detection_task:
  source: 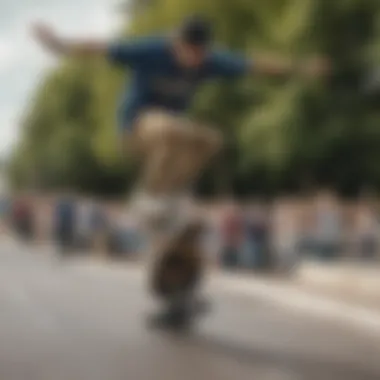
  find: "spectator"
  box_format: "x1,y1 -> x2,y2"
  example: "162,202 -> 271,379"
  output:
297,201 -> 316,255
271,199 -> 300,271
0,194 -> 11,231
76,199 -> 93,250
220,201 -> 244,269
240,205 -> 266,269
121,209 -> 144,257
201,206 -> 222,267
354,198 -> 379,260
33,195 -> 50,243
89,200 -> 109,258
108,206 -> 144,258
53,192 -> 77,256
313,191 -> 342,260
11,194 -> 35,242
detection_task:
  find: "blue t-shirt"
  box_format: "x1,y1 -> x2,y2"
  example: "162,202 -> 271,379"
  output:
55,199 -> 76,230
107,37 -> 250,132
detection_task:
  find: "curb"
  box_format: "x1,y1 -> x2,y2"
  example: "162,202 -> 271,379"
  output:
72,260 -> 380,336
211,272 -> 380,336
297,262 -> 380,297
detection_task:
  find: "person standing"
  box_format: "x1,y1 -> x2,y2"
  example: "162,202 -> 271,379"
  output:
53,192 -> 77,256
220,202 -> 244,269
32,15 -> 329,231
89,200 -> 109,258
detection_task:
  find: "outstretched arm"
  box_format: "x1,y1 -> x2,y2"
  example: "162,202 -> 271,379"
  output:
210,51 -> 331,80
251,54 -> 331,78
32,23 -> 107,57
32,22 -> 154,67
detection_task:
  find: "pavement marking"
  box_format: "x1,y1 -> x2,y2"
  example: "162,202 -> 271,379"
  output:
2,239 -> 380,337
67,260 -> 380,335
212,274 -> 380,336
0,274 -> 60,333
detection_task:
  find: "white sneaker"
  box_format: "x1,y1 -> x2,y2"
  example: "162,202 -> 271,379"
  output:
130,193 -> 168,220
130,191 -> 195,239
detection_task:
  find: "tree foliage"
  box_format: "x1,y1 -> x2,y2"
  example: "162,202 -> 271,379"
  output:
9,0 -> 380,197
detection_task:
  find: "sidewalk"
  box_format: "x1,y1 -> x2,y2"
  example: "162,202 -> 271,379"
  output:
18,237 -> 380,312
295,260 -> 380,310
69,256 -> 380,335
207,269 -> 380,336
3,236 -> 380,334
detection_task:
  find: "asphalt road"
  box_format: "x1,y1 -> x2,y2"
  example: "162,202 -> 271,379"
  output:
0,239 -> 379,380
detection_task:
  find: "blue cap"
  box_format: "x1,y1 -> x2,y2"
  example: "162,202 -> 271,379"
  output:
180,15 -> 213,47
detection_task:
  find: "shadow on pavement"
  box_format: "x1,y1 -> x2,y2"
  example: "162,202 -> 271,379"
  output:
154,329 -> 378,380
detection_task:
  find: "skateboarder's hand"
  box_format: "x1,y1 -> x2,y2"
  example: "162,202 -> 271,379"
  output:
32,22 -> 66,54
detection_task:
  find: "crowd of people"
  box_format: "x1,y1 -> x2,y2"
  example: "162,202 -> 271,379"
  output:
1,193 -> 143,259
1,191 -> 380,272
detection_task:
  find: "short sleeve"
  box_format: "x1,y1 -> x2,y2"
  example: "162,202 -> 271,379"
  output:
106,38 -> 157,67
206,51 -> 250,79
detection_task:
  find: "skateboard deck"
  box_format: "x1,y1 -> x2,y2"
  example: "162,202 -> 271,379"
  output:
148,219 -> 208,330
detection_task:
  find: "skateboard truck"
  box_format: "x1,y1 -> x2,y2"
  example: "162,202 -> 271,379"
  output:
146,209 -> 208,329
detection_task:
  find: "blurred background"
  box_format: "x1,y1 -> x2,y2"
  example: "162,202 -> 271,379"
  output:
4,0 -> 380,196
2,0 -> 380,270
1,2 -> 380,379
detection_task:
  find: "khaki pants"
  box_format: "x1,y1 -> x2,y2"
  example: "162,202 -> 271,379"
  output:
124,109 -> 223,197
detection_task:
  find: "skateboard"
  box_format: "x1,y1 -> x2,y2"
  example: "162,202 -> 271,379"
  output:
148,219 -> 209,330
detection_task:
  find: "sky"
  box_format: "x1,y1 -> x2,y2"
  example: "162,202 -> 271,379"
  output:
0,0 -> 123,158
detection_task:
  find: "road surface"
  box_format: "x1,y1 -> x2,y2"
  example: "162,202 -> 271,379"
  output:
0,239 -> 379,380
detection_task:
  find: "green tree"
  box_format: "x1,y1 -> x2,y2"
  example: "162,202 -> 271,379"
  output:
9,0 -> 380,197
